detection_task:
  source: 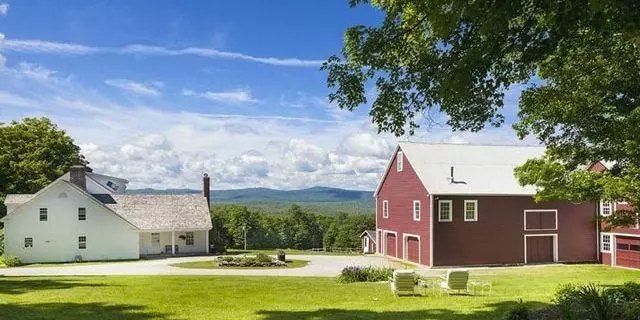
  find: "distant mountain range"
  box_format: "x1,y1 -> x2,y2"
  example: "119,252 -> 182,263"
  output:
127,187 -> 375,214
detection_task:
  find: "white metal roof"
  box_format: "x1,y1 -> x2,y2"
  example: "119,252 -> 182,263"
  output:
396,142 -> 545,195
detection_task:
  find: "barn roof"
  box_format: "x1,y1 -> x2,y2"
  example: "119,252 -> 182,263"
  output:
381,142 -> 545,196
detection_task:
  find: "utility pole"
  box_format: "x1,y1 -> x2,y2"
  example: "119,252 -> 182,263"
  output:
243,224 -> 247,251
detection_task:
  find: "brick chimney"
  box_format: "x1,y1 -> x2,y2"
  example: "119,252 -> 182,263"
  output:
203,173 -> 211,209
70,165 -> 86,190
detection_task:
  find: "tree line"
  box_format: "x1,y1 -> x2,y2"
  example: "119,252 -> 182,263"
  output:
209,204 -> 375,253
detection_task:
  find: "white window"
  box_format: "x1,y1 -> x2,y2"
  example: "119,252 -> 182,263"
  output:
397,151 -> 403,172
464,200 -> 478,222
24,237 -> 33,248
151,233 -> 160,246
39,208 -> 48,221
600,201 -> 613,216
600,233 -> 611,252
413,200 -> 421,221
78,208 -> 86,221
438,200 -> 453,222
78,236 -> 87,249
185,232 -> 194,246
382,200 -> 389,218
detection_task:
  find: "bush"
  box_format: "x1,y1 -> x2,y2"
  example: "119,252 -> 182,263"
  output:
216,255 -> 285,268
502,300 -> 530,320
338,266 -> 394,283
1,255 -> 21,267
554,283 -> 618,320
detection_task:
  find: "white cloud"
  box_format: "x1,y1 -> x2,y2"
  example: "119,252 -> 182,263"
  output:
184,88 -> 260,104
0,3 -> 8,16
0,53 -> 5,69
104,79 -> 161,96
0,32 -> 5,41
0,38 -> 323,67
15,62 -> 58,79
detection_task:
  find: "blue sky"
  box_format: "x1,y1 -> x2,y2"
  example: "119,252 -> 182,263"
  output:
0,1 -> 531,190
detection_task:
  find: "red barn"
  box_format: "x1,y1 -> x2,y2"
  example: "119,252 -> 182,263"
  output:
588,161 -> 640,269
375,142 -> 598,267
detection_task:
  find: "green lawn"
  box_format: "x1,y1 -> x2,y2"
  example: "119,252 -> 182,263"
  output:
171,259 -> 309,269
0,265 -> 638,320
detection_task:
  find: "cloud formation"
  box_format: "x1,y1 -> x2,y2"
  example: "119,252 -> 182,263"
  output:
0,38 -> 323,67
183,88 -> 260,104
0,3 -> 8,16
105,79 -> 162,96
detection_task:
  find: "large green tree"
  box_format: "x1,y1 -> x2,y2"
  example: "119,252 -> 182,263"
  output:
325,0 -> 640,226
0,117 -> 80,219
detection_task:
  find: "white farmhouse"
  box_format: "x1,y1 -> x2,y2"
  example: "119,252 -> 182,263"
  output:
1,166 -> 213,263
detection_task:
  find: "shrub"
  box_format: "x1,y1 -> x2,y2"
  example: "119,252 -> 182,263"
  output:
216,255 -> 285,268
554,283 -> 617,320
1,255 -> 21,267
338,266 -> 394,283
502,300 -> 530,320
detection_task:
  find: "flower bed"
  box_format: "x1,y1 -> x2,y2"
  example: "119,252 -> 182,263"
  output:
216,253 -> 286,268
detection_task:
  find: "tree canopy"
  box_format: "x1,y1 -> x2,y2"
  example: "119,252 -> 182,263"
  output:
326,0 -> 640,226
0,117 -> 80,218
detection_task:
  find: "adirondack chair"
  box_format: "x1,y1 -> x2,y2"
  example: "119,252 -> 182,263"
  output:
389,270 -> 416,296
439,269 -> 470,295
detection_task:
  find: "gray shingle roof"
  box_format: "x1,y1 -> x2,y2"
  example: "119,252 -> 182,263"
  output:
4,194 -> 34,204
102,194 -> 212,230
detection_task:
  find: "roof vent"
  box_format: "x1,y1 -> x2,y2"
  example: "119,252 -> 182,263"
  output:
448,166 -> 467,185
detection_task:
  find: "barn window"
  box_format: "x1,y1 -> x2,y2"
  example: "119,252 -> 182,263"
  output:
600,201 -> 613,216
464,200 -> 478,222
438,200 -> 452,222
382,200 -> 389,218
185,232 -> 194,245
600,234 -> 611,252
617,243 -> 630,250
78,236 -> 87,249
413,200 -> 421,221
78,208 -> 86,221
39,208 -> 48,221
24,237 -> 33,248
396,151 -> 403,172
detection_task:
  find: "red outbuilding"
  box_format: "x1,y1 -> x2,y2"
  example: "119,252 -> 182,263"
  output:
375,142 -> 599,267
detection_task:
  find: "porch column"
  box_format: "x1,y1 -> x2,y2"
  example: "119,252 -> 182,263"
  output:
205,230 -> 210,254
171,231 -> 175,255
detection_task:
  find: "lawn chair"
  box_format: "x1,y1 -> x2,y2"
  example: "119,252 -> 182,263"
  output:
439,269 -> 469,295
389,270 -> 416,296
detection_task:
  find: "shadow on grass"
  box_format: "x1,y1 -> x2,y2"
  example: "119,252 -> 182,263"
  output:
0,302 -> 175,320
256,301 -> 550,320
0,277 -> 110,295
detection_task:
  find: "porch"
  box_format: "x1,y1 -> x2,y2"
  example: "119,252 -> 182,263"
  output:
139,230 -> 209,256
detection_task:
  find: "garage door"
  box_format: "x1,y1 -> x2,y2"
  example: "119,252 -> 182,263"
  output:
406,237 -> 419,263
526,236 -> 554,264
385,233 -> 397,257
616,237 -> 640,269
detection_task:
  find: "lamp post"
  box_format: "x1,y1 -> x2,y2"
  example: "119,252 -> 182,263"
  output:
243,224 -> 247,251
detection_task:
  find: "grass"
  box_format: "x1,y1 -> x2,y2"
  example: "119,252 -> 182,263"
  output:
171,259 -> 309,269
1,265 -> 638,319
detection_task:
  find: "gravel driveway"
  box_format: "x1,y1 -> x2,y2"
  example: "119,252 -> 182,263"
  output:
0,255 -> 403,277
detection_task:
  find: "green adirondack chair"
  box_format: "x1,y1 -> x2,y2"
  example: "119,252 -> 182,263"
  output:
389,270 -> 416,296
439,270 -> 470,295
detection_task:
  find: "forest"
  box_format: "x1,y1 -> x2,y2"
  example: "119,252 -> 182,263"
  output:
209,204 -> 375,253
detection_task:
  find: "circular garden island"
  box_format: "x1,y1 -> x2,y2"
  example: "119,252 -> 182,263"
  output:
171,253 -> 309,269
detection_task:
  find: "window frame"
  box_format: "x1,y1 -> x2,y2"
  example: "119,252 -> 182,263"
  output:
39,208 -> 48,221
185,232 -> 194,246
463,200 -> 478,222
396,151 -> 403,172
413,200 -> 421,221
24,237 -> 33,248
382,200 -> 389,218
78,236 -> 87,250
600,201 -> 614,217
438,200 -> 453,222
600,233 -> 612,253
78,207 -> 86,221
